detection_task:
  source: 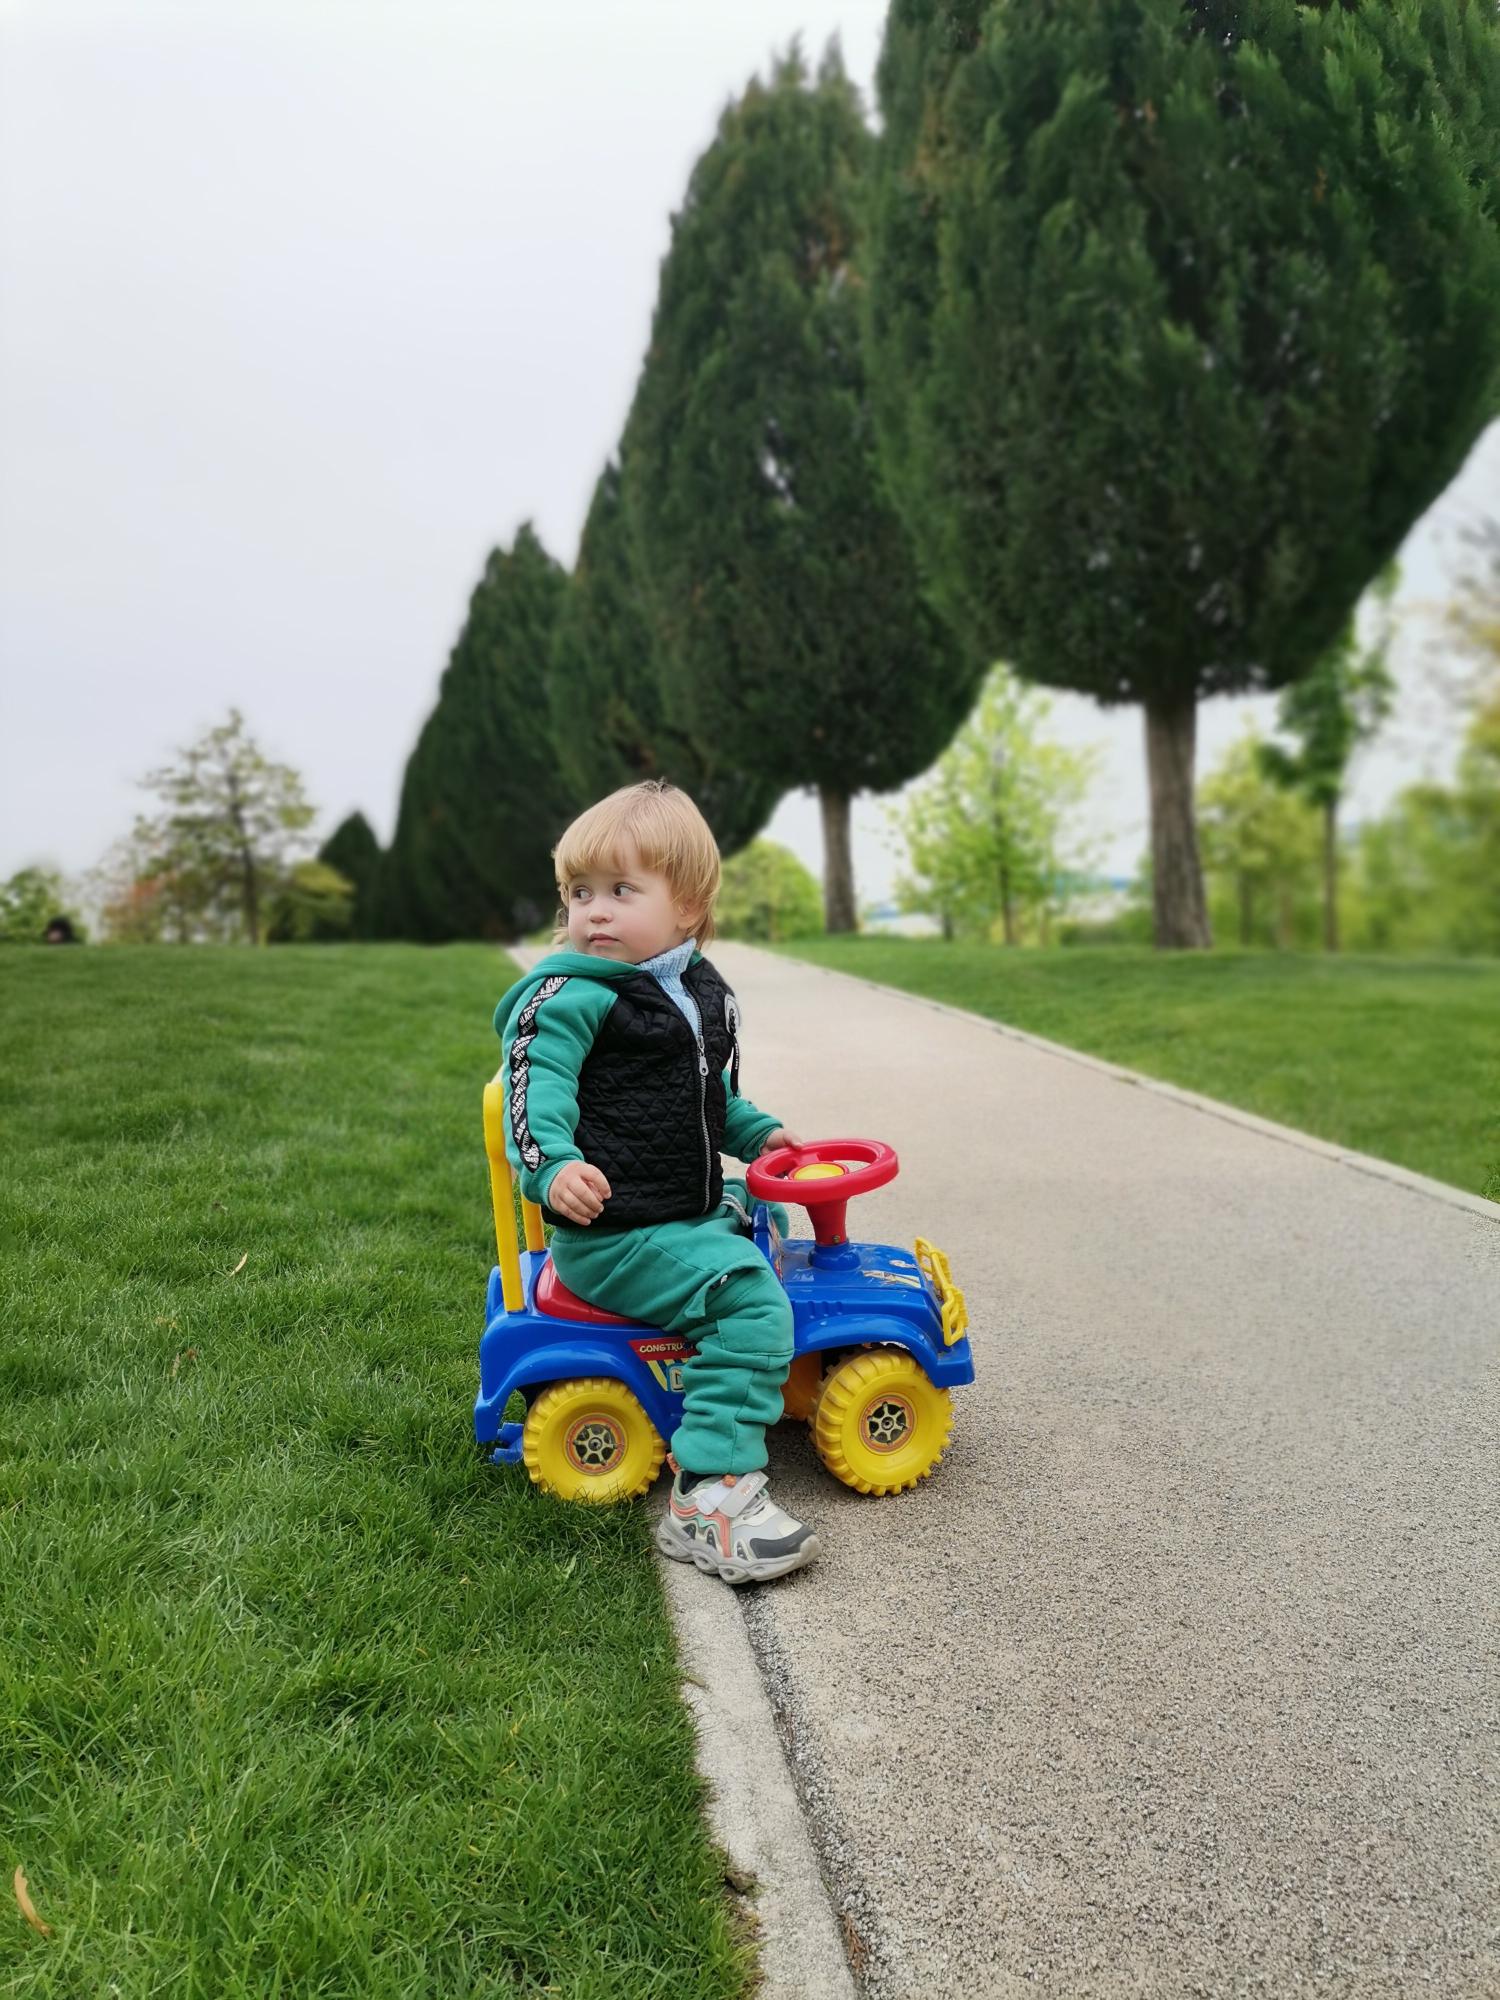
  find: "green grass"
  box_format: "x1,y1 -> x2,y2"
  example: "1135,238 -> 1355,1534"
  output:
771,938 -> 1500,1198
0,945 -> 752,2000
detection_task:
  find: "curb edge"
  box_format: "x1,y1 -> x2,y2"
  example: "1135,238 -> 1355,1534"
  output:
504,945 -> 857,1997
658,1555 -> 860,2000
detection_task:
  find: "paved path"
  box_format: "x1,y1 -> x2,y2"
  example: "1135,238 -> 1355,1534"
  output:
515,943 -> 1499,1997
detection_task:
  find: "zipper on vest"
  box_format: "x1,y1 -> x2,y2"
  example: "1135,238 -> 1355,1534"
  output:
694,1031 -> 711,1210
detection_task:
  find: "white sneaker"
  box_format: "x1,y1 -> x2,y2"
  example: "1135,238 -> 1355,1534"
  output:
656,1468 -> 820,1586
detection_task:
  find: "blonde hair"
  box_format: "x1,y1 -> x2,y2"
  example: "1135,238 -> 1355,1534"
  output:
550,779 -> 721,948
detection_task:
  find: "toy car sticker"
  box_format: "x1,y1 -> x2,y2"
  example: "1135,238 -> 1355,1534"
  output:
630,1334 -> 689,1395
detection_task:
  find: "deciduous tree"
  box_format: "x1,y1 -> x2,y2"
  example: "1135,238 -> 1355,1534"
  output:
715,839 -> 824,942
0,867 -> 82,944
135,710 -> 315,945
885,666 -> 1100,944
1257,569 -> 1397,950
1347,681 -> 1500,956
1198,728 -> 1321,949
266,860 -> 356,943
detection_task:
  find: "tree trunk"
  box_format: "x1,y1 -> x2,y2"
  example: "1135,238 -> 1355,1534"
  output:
225,770 -> 261,946
818,785 -> 857,933
1323,798 -> 1339,953
1238,875 -> 1253,948
242,849 -> 261,946
1275,881 -> 1293,950
1143,699 -> 1211,949
999,861 -> 1017,946
941,908 -> 955,942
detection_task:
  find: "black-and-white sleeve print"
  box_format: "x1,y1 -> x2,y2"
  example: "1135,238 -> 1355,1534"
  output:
724,990 -> 742,1098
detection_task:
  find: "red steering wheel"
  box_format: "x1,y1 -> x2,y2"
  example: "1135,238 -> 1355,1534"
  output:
745,1138 -> 899,1248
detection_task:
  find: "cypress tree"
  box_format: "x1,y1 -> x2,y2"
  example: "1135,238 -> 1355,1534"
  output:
548,460 -> 782,851
624,41 -> 982,932
316,811 -> 382,939
865,0 -> 1500,945
383,525 -> 575,940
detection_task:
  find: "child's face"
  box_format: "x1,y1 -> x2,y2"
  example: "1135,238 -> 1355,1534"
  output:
561,844 -> 698,964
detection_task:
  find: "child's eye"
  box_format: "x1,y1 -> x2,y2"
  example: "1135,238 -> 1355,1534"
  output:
613,883 -> 635,897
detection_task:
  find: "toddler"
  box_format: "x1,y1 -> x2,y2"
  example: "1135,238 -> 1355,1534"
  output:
494,779 -> 821,1584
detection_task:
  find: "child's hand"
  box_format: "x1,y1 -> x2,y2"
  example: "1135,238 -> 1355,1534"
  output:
548,1160 -> 613,1224
758,1127 -> 802,1155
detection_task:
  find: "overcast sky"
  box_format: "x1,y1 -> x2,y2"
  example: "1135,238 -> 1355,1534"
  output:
3,0 -> 1497,909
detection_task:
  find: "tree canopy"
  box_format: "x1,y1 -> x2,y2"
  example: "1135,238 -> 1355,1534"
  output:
266,860 -> 356,944
133,709 -> 316,945
317,812 -> 383,940
1257,568 -> 1396,948
1347,686 -> 1500,956
0,867 -> 82,945
382,525 -> 576,941
547,461 -> 782,853
715,838 -> 824,942
623,40 -> 983,930
864,0 -> 1500,943
885,664 -> 1100,943
1198,726 -> 1322,948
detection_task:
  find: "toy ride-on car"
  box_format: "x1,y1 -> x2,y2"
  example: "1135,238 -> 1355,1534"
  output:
476,1072 -> 976,1504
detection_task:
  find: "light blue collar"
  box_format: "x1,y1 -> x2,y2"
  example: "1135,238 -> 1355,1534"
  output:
635,937 -> 697,978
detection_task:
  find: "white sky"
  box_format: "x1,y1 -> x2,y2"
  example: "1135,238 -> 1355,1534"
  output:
2,0 -> 1496,907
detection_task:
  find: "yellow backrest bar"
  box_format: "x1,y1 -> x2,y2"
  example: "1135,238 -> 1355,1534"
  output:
483,1071 -> 546,1313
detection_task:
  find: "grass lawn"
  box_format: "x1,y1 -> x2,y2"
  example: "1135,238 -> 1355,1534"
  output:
0,945 -> 751,2000
770,938 -> 1500,1199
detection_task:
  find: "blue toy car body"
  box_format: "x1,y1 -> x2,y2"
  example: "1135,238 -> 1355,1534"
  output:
476,1116 -> 976,1503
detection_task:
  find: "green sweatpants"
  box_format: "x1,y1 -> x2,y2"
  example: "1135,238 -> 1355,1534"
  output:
547,1179 -> 794,1477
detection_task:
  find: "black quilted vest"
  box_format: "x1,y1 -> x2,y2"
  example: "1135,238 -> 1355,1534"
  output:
542,956 -> 743,1231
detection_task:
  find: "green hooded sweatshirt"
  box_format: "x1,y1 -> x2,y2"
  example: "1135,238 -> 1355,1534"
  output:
493,947 -> 782,1224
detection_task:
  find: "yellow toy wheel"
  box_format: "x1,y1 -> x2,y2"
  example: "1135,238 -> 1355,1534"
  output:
522,1377 -> 666,1504
779,1352 -> 824,1424
811,1349 -> 954,1496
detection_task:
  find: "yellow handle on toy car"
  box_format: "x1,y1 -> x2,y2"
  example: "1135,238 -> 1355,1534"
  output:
484,1072 -> 546,1313
913,1236 -> 968,1347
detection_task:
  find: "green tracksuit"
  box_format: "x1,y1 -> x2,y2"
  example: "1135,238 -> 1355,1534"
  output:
495,948 -> 794,1475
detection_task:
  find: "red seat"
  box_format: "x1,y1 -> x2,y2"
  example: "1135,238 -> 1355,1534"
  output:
533,1258 -> 641,1328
